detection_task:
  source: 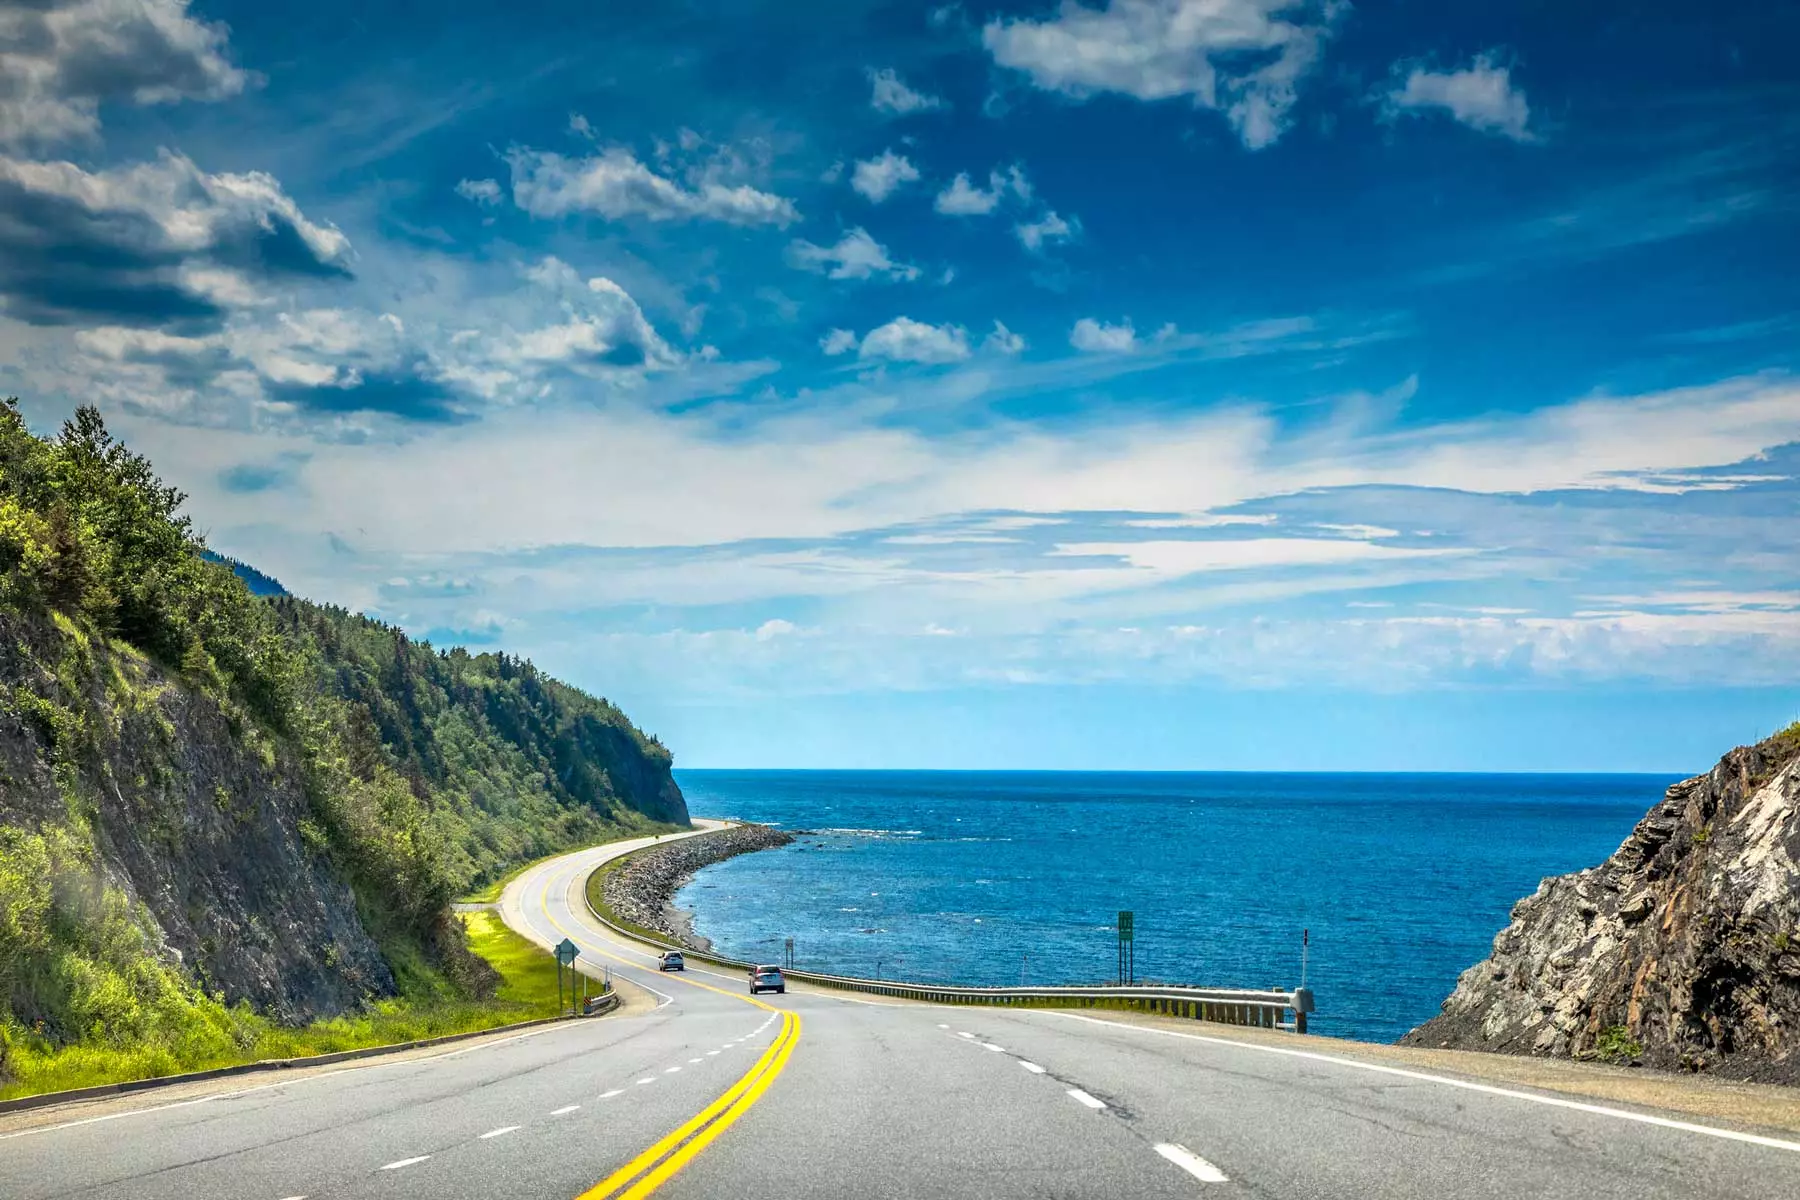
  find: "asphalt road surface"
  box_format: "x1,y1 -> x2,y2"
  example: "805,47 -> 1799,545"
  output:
5,823 -> 1797,1199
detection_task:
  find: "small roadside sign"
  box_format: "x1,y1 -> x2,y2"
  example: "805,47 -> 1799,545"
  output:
1117,911 -> 1134,942
555,938 -> 580,966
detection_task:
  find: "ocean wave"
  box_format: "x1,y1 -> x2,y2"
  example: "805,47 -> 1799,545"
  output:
817,827 -> 924,838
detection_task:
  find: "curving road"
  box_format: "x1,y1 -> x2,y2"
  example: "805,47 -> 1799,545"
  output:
4,823 -> 1798,1199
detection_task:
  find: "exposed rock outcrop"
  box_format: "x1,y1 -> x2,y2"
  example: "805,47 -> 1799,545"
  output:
600,825 -> 795,948
1404,729 -> 1800,1084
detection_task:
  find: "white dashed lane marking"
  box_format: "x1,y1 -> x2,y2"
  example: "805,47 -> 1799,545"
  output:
478,1126 -> 519,1140
981,1043 -> 1005,1052
664,1066 -> 682,1074
380,1156 -> 430,1171
637,1077 -> 656,1085
599,1089 -> 624,1099
1067,1089 -> 1107,1110
1019,1061 -> 1047,1074
551,1104 -> 580,1115
1155,1143 -> 1230,1183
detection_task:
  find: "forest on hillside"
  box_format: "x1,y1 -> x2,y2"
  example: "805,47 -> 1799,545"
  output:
0,399 -> 684,1077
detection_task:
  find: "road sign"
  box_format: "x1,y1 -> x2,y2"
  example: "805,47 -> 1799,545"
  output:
1117,911 -> 1134,942
1116,911 -> 1135,986
555,938 -> 579,966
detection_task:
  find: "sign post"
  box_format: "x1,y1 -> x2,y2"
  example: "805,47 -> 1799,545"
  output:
555,938 -> 580,1015
1117,910 -> 1134,986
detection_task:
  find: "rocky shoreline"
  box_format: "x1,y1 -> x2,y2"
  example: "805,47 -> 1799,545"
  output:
600,824 -> 796,950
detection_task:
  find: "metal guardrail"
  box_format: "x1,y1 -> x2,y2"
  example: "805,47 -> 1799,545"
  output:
583,866 -> 1315,1033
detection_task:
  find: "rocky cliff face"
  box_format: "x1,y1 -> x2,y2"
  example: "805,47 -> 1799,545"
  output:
1404,730 -> 1800,1084
0,608 -> 393,1028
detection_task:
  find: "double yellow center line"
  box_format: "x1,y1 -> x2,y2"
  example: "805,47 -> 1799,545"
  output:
521,849 -> 802,1200
576,1009 -> 801,1200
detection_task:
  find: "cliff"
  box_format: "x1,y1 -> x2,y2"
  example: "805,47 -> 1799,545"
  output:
1404,727 -> 1800,1084
0,400 -> 685,1076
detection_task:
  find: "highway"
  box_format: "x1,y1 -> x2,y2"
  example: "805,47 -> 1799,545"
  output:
4,823 -> 1798,1199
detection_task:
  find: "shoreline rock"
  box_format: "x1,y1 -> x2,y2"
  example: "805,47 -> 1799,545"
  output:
600,824 -> 796,950
1403,727 -> 1800,1085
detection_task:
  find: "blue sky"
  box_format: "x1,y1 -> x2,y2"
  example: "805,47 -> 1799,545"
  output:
2,1 -> 1796,771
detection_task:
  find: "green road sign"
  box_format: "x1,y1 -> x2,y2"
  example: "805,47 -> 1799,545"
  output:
1118,911 -> 1134,942
555,938 -> 579,966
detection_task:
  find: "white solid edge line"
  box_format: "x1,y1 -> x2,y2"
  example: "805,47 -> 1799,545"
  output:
1019,1061 -> 1047,1074
0,1021 -> 578,1142
479,1126 -> 520,1139
380,1156 -> 431,1170
1067,1088 -> 1107,1110
1041,1012 -> 1800,1155
1155,1143 -> 1229,1183
551,1104 -> 580,1115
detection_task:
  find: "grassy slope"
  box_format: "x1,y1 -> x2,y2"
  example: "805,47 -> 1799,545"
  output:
0,908 -> 589,1101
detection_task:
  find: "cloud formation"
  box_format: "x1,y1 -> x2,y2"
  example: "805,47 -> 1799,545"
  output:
869,68 -> 944,115
0,0 -> 253,146
1069,317 -> 1136,352
1384,53 -> 1533,141
787,227 -> 920,281
856,316 -> 971,364
1015,209 -> 1075,251
934,165 -> 1031,216
455,177 -> 502,206
851,149 -> 921,203
0,149 -> 351,328
983,0 -> 1343,149
506,145 -> 799,226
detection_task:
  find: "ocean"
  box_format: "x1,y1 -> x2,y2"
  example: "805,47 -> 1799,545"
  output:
670,770 -> 1676,1042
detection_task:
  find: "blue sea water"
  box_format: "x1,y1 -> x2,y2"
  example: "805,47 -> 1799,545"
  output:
670,771 -> 1677,1043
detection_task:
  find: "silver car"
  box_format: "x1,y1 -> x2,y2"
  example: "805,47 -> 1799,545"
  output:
658,951 -> 685,972
748,965 -> 785,994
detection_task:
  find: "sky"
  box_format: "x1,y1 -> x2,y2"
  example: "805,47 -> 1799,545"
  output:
1,1 -> 1797,772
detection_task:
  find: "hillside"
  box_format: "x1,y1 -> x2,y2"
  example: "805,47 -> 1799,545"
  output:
0,400 -> 684,1086
1404,725 -> 1800,1084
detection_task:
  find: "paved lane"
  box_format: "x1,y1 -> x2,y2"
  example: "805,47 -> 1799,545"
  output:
505,829 -> 1800,1200
6,826 -> 1797,1199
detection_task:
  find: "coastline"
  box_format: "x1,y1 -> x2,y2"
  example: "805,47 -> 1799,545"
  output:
597,822 -> 795,950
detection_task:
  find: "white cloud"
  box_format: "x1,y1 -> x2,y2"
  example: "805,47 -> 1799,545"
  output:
455,177 -> 503,206
851,149 -> 921,203
820,328 -> 857,355
1015,209 -> 1075,251
982,0 -> 1343,150
934,165 -> 1031,216
1069,317 -> 1136,352
0,0 -> 254,147
984,321 -> 1026,354
1385,53 -> 1533,142
755,617 -> 798,641
869,68 -> 945,115
787,228 -> 920,281
0,149 -> 351,327
506,146 -> 799,226
503,261 -> 683,370
858,317 -> 971,364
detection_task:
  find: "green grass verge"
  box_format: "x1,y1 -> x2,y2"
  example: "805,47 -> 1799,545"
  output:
0,912 -> 586,1102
